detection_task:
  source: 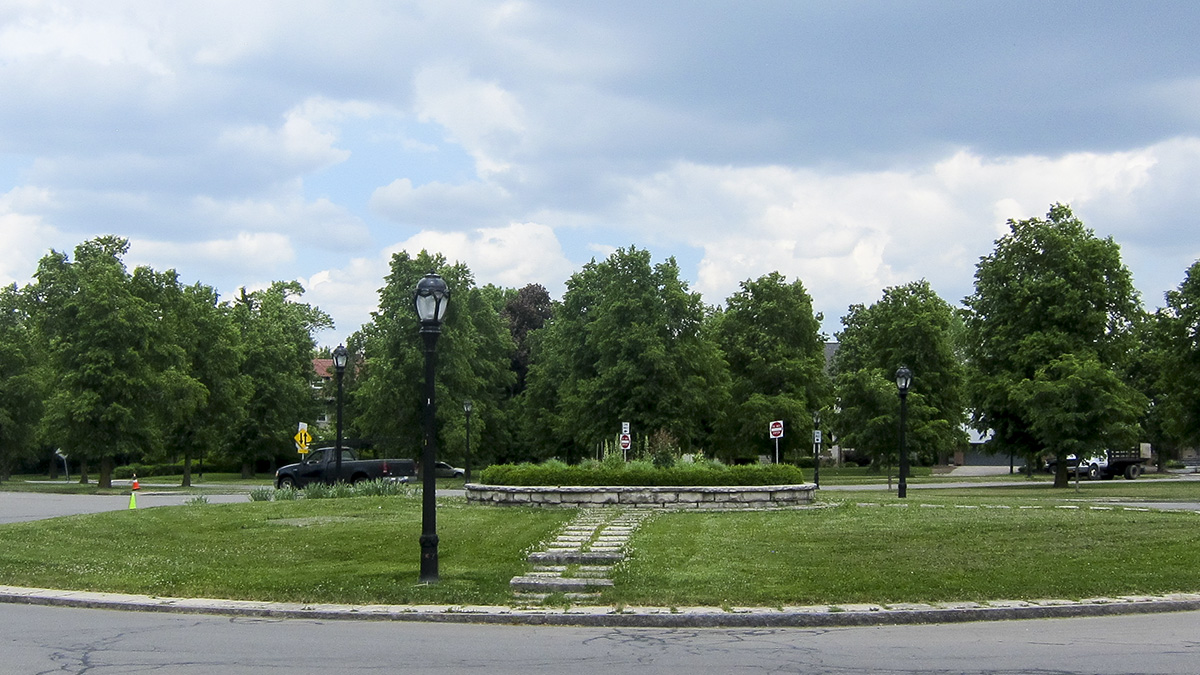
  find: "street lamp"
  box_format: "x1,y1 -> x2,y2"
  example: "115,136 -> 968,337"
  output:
332,344 -> 349,484
414,272 -> 449,584
463,399 -> 473,484
895,366 -> 912,499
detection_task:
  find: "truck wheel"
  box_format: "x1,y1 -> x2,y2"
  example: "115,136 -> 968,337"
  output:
1124,464 -> 1143,480
350,473 -> 369,485
1088,464 -> 1101,480
277,476 -> 296,489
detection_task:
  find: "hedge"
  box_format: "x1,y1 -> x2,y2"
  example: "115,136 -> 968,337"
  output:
478,462 -> 806,487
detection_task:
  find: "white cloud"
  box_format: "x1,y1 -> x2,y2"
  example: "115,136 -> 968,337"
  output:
0,5 -> 173,75
192,193 -> 371,249
129,231 -> 295,272
388,221 -> 572,291
217,98 -> 363,178
413,62 -> 528,177
610,140 -> 1197,329
0,187 -> 67,287
371,178 -> 512,228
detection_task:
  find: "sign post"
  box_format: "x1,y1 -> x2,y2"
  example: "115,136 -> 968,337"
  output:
294,422 -> 312,455
812,428 -> 822,488
769,420 -> 784,464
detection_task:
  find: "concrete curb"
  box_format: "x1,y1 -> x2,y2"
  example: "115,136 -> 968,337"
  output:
2,585 -> 1198,627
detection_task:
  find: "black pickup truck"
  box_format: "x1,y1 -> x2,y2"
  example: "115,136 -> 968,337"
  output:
275,447 -> 416,488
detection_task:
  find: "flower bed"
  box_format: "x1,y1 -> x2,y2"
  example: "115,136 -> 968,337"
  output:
471,461 -> 814,509
479,461 -> 805,486
466,483 -> 816,509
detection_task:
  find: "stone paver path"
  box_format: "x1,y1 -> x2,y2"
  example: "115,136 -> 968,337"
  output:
511,509 -> 651,603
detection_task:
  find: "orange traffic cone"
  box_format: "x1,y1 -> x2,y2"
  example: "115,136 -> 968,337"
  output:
132,474 -> 140,491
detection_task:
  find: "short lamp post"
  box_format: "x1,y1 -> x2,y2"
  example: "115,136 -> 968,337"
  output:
895,366 -> 912,499
463,399 -> 473,484
332,344 -> 349,484
414,272 -> 449,584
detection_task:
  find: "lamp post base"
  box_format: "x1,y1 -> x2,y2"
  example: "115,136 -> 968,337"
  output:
419,533 -> 439,584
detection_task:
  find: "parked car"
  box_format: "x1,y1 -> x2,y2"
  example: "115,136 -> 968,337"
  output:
275,447 -> 416,488
432,461 -> 465,478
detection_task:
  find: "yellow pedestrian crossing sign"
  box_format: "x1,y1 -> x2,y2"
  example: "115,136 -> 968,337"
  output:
294,423 -> 312,453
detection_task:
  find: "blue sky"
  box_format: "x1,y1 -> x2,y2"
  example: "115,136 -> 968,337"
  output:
3,1 -> 1199,346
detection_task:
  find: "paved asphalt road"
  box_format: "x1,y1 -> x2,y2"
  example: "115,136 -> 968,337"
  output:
0,488 -> 250,524
2,602 -> 1198,674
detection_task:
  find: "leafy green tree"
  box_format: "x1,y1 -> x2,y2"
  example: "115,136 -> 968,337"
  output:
500,283 -> 553,396
1012,352 -> 1144,469
30,237 -> 192,487
523,246 -> 729,461
230,281 -> 331,477
832,280 -> 968,469
350,251 -> 515,466
710,272 -> 828,462
156,280 -> 250,486
0,284 -> 43,480
1154,260 -> 1200,450
963,204 -> 1144,487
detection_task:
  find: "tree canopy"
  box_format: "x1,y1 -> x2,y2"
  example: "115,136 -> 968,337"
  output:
710,272 -> 828,462
963,204 -> 1144,486
523,247 -> 728,461
833,280 -> 967,468
349,250 -> 515,465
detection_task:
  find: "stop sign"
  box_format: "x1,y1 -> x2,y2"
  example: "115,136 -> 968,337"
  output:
769,420 -> 784,439
619,433 -> 631,450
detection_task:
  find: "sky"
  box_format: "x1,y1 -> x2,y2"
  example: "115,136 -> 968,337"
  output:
3,1 -> 1200,346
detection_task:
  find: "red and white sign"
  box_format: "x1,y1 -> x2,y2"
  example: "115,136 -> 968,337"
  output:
769,420 -> 784,439
619,433 -> 632,450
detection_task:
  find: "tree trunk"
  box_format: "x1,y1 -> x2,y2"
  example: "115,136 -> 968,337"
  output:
99,456 -> 113,489
1053,459 -> 1069,488
79,458 -> 89,485
48,450 -> 59,480
241,461 -> 253,479
182,451 -> 192,488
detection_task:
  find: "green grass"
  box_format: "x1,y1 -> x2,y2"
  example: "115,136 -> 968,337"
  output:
1,479 -> 1198,608
607,503 -> 1200,607
0,496 -> 572,605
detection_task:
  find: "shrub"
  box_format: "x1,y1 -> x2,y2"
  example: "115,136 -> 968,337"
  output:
273,487 -> 300,501
302,483 -> 333,499
248,487 -> 275,502
479,459 -> 805,486
353,479 -> 412,497
184,495 -> 209,506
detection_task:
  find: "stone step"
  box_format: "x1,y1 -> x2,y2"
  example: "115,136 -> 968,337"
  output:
511,592 -> 601,603
510,576 -> 614,592
528,550 -> 623,565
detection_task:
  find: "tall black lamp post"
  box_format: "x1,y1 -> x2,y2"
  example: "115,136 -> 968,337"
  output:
463,399 -> 473,484
896,366 -> 912,499
332,344 -> 349,484
414,273 -> 449,584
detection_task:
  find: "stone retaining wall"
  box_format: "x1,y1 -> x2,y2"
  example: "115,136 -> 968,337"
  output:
466,483 -> 816,509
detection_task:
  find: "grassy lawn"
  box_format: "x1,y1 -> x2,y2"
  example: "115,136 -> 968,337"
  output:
0,480 -> 1197,608
608,503 -> 1200,607
0,496 -> 572,606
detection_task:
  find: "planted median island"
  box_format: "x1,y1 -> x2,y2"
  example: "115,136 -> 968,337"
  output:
0,475 -> 1198,608
471,458 -> 815,508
